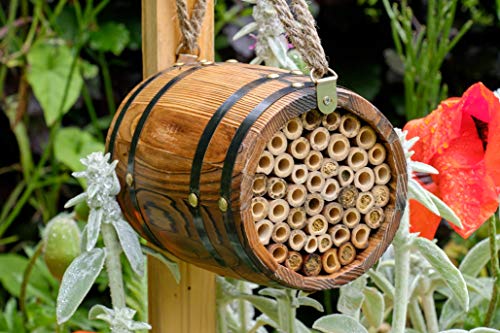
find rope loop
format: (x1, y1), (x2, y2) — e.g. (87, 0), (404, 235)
(175, 0), (208, 55)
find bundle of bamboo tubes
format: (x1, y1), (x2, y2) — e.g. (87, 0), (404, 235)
(252, 109), (392, 277)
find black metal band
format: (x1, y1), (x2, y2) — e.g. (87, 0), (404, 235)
(220, 83), (315, 274)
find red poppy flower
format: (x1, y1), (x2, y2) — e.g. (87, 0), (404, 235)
(404, 82), (500, 239)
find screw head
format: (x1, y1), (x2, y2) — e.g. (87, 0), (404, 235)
(267, 73), (280, 79)
(292, 82), (304, 88)
(125, 173), (134, 186)
(188, 193), (199, 207)
(173, 62), (184, 67)
(201, 61), (213, 66)
(323, 96), (332, 106)
(218, 197), (228, 212)
(290, 70), (303, 75)
(226, 59), (238, 63)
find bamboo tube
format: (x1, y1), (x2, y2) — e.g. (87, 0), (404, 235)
(291, 164), (308, 184)
(356, 192), (375, 214)
(272, 222), (291, 243)
(304, 235), (319, 254)
(285, 251), (304, 271)
(354, 167), (375, 192)
(286, 184), (307, 208)
(288, 229), (307, 251)
(288, 137), (311, 160)
(374, 163), (391, 185)
(304, 150), (323, 171)
(347, 147), (369, 171)
(321, 178), (341, 201)
(322, 110), (341, 131)
(364, 207), (384, 229)
(306, 171), (326, 193)
(338, 185), (359, 208)
(338, 242), (356, 266)
(321, 158), (339, 178)
(251, 197), (269, 221)
(308, 127), (330, 151)
(273, 153), (295, 178)
(372, 185), (390, 207)
(301, 109), (322, 130)
(268, 199), (290, 223)
(329, 225), (351, 247)
(339, 114), (361, 138)
(252, 174), (267, 197)
(267, 131), (288, 155)
(317, 234), (333, 253)
(321, 248), (341, 274)
(305, 193), (325, 216)
(255, 219), (274, 245)
(283, 117), (303, 140)
(356, 126), (377, 150)
(327, 134), (350, 161)
(287, 207), (307, 229)
(338, 166), (354, 187)
(323, 202), (344, 224)
(368, 143), (387, 166)
(351, 224), (370, 250)
(267, 243), (288, 264)
(303, 253), (322, 276)
(256, 151), (274, 175)
(343, 208), (361, 228)
(267, 177), (288, 200)
(306, 215), (328, 236)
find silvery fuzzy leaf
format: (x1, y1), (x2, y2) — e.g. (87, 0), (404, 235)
(80, 225), (88, 253)
(258, 287), (287, 299)
(237, 295), (278, 324)
(405, 330), (422, 333)
(86, 208), (103, 251)
(64, 192), (88, 209)
(87, 184), (100, 200)
(313, 314), (369, 333)
(438, 330), (468, 333)
(89, 304), (114, 322)
(459, 235), (500, 277)
(297, 296), (324, 312)
(250, 56), (263, 65)
(57, 248), (106, 324)
(470, 328), (500, 333)
(426, 190), (462, 228)
(113, 219), (144, 276)
(295, 319), (311, 333)
(411, 161), (439, 174)
(126, 320), (152, 330)
(408, 179), (439, 215)
(367, 270), (394, 299)
(361, 287), (384, 328)
(142, 245), (180, 283)
(266, 37), (293, 69)
(233, 22), (258, 41)
(414, 237), (469, 311)
(338, 278), (367, 318)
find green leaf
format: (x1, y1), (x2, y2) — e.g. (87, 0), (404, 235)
(459, 235), (500, 277)
(297, 296), (324, 312)
(337, 278), (367, 317)
(426, 190), (462, 228)
(411, 161), (438, 174)
(408, 179), (439, 215)
(57, 248), (106, 324)
(141, 245), (180, 284)
(79, 59), (99, 79)
(54, 127), (104, 182)
(414, 237), (469, 311)
(26, 41), (83, 126)
(89, 22), (130, 55)
(362, 287), (384, 328)
(113, 219), (144, 276)
(232, 22), (258, 41)
(313, 314), (369, 333)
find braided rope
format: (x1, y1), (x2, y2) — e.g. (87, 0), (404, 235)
(175, 0), (208, 53)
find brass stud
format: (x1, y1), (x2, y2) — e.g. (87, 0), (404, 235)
(199, 59), (208, 63)
(218, 197), (228, 212)
(173, 62), (184, 67)
(290, 70), (303, 75)
(125, 173), (134, 186)
(202, 61), (213, 66)
(188, 193), (199, 207)
(267, 73), (280, 79)
(323, 96), (332, 106)
(226, 59), (238, 63)
(292, 82), (305, 88)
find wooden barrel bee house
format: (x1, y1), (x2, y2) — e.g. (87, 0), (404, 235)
(106, 61), (407, 291)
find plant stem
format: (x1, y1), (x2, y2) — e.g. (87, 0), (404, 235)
(392, 206), (410, 333)
(217, 301), (228, 333)
(238, 282), (248, 333)
(101, 222), (126, 309)
(20, 241), (43, 319)
(484, 213), (499, 326)
(323, 289), (334, 314)
(98, 52), (116, 115)
(408, 300), (427, 333)
(81, 81), (104, 142)
(421, 291), (438, 333)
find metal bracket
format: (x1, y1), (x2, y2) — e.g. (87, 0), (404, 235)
(311, 68), (338, 115)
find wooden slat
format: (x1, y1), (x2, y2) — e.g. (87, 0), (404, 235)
(141, 1), (216, 332)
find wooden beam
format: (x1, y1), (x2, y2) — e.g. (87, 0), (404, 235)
(141, 1), (216, 332)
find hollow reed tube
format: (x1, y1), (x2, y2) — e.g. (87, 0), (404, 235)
(356, 126), (377, 150)
(267, 243), (288, 264)
(306, 171), (326, 193)
(338, 166), (354, 187)
(306, 215), (328, 236)
(322, 248), (341, 274)
(374, 163), (391, 185)
(323, 202), (344, 224)
(303, 253), (322, 276)
(304, 235), (319, 254)
(364, 207), (385, 229)
(322, 111), (341, 131)
(321, 178), (341, 201)
(251, 197), (269, 221)
(288, 137), (311, 160)
(267, 177), (288, 200)
(308, 127), (330, 151)
(342, 208), (361, 228)
(287, 207), (307, 229)
(368, 143), (386, 165)
(268, 199), (290, 223)
(338, 242), (356, 265)
(285, 251), (303, 271)
(356, 192), (375, 214)
(256, 151), (274, 175)
(272, 222), (291, 243)
(288, 229), (307, 251)
(267, 131), (288, 155)
(329, 224), (351, 247)
(301, 109), (322, 130)
(286, 184), (307, 208)
(351, 224), (371, 250)
(283, 117), (303, 140)
(252, 174), (267, 197)
(354, 167), (375, 192)
(305, 193), (324, 216)
(255, 219), (273, 245)
(273, 153), (294, 178)
(347, 147), (369, 171)
(339, 114), (361, 138)
(328, 134), (350, 161)
(304, 150), (323, 171)
(290, 164), (308, 184)
(372, 185), (390, 207)
(317, 234), (333, 253)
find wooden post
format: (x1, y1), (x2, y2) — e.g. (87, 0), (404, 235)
(141, 1), (216, 332)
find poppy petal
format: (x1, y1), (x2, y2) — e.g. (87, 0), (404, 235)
(483, 87), (500, 188)
(459, 82), (497, 122)
(409, 199), (442, 239)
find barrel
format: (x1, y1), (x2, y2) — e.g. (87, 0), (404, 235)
(106, 61), (407, 290)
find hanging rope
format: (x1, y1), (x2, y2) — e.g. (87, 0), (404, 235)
(268, 0), (329, 78)
(175, 0), (208, 54)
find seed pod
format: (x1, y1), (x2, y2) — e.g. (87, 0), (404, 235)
(274, 153), (294, 178)
(43, 214), (81, 280)
(338, 185), (359, 208)
(321, 178), (341, 201)
(323, 202), (344, 224)
(328, 134), (350, 161)
(304, 235), (319, 254)
(251, 197), (269, 221)
(287, 207), (307, 229)
(301, 109), (322, 130)
(322, 110), (341, 131)
(321, 158), (339, 178)
(322, 248), (341, 274)
(305, 193), (324, 216)
(289, 229), (307, 251)
(306, 171), (325, 193)
(303, 253), (322, 276)
(365, 207), (385, 229)
(356, 192), (375, 214)
(374, 163), (391, 185)
(255, 220), (274, 245)
(286, 184), (307, 208)
(283, 117), (303, 140)
(343, 208), (361, 228)
(354, 167), (375, 192)
(304, 150), (323, 171)
(352, 224), (371, 250)
(356, 126), (377, 150)
(338, 166), (354, 187)
(288, 137), (311, 160)
(317, 234), (333, 253)
(338, 242), (356, 265)
(339, 114), (361, 138)
(267, 243), (288, 264)
(329, 224), (351, 247)
(268, 199), (290, 223)
(252, 174), (267, 197)
(306, 215), (328, 236)
(372, 185), (390, 207)
(347, 147), (369, 171)
(308, 127), (330, 151)
(285, 251), (304, 271)
(267, 177), (288, 199)
(272, 222), (291, 243)
(267, 131), (287, 155)
(291, 164), (308, 184)
(368, 143), (386, 166)
(257, 151), (274, 175)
